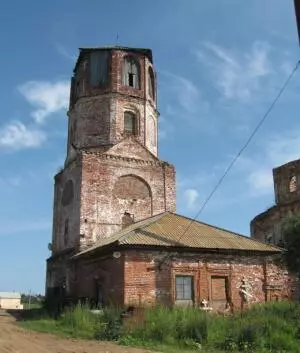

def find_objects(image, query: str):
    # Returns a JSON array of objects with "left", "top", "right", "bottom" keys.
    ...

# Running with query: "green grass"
[
  {"left": 22, "top": 302, "right": 43, "bottom": 310},
  {"left": 19, "top": 301, "right": 300, "bottom": 352}
]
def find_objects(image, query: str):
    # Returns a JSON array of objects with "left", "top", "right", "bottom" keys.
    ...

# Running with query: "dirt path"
[{"left": 0, "top": 311, "right": 155, "bottom": 353}]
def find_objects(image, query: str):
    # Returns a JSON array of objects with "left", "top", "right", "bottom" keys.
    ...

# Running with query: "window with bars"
[
  {"left": 175, "top": 275, "right": 193, "bottom": 301},
  {"left": 124, "top": 111, "right": 136, "bottom": 134},
  {"left": 123, "top": 56, "right": 140, "bottom": 89}
]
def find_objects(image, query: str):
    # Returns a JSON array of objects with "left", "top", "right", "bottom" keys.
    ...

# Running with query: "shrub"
[
  {"left": 97, "top": 307, "right": 123, "bottom": 341},
  {"left": 59, "top": 304, "right": 97, "bottom": 338}
]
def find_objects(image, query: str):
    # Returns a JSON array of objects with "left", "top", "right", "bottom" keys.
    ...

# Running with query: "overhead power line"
[{"left": 177, "top": 60, "right": 300, "bottom": 244}]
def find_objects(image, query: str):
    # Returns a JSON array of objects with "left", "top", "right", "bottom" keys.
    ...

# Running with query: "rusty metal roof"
[{"left": 74, "top": 212, "right": 282, "bottom": 258}]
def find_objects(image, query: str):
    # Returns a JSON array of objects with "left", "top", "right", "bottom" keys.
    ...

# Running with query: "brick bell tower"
[{"left": 49, "top": 46, "right": 176, "bottom": 264}]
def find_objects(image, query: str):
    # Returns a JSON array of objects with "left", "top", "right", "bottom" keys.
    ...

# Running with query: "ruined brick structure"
[
  {"left": 46, "top": 46, "right": 294, "bottom": 310},
  {"left": 251, "top": 159, "right": 300, "bottom": 245}
]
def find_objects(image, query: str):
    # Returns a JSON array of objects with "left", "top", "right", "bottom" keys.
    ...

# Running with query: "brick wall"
[
  {"left": 47, "top": 47, "right": 175, "bottom": 294},
  {"left": 52, "top": 158, "right": 82, "bottom": 253},
  {"left": 273, "top": 159, "right": 300, "bottom": 205},
  {"left": 122, "top": 250, "right": 295, "bottom": 309},
  {"left": 72, "top": 254, "right": 124, "bottom": 306},
  {"left": 79, "top": 151, "right": 176, "bottom": 248},
  {"left": 66, "top": 48, "right": 158, "bottom": 160},
  {"left": 251, "top": 159, "right": 300, "bottom": 244}
]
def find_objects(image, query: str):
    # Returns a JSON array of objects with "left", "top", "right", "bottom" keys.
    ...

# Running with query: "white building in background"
[{"left": 0, "top": 292, "right": 23, "bottom": 310}]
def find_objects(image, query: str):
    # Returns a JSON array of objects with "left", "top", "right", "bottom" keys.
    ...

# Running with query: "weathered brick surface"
[
  {"left": 71, "top": 255, "right": 124, "bottom": 306},
  {"left": 47, "top": 47, "right": 175, "bottom": 293},
  {"left": 123, "top": 250, "right": 296, "bottom": 309},
  {"left": 66, "top": 49, "right": 158, "bottom": 164},
  {"left": 51, "top": 158, "right": 82, "bottom": 252},
  {"left": 251, "top": 159, "right": 300, "bottom": 244},
  {"left": 79, "top": 151, "right": 175, "bottom": 248},
  {"left": 67, "top": 249, "right": 296, "bottom": 310}
]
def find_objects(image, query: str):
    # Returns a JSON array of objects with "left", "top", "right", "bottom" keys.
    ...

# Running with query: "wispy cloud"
[
  {"left": 54, "top": 42, "right": 76, "bottom": 62},
  {"left": 0, "top": 219, "right": 51, "bottom": 236},
  {"left": 160, "top": 71, "right": 210, "bottom": 116},
  {"left": 18, "top": 80, "right": 70, "bottom": 124},
  {"left": 0, "top": 121, "right": 46, "bottom": 151},
  {"left": 183, "top": 189, "right": 200, "bottom": 209},
  {"left": 0, "top": 176, "right": 22, "bottom": 188},
  {"left": 236, "top": 129, "right": 300, "bottom": 196},
  {"left": 158, "top": 115, "right": 175, "bottom": 140},
  {"left": 176, "top": 171, "right": 217, "bottom": 214},
  {"left": 195, "top": 41, "right": 272, "bottom": 102}
]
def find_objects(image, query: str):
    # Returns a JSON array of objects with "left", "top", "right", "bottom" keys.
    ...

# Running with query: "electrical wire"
[{"left": 176, "top": 60, "right": 300, "bottom": 244}]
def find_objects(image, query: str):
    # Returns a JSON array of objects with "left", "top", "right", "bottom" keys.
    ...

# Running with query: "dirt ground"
[{"left": 0, "top": 310, "right": 155, "bottom": 353}]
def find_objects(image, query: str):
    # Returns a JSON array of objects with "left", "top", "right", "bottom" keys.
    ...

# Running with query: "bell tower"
[
  {"left": 66, "top": 47, "right": 158, "bottom": 165},
  {"left": 49, "top": 46, "right": 176, "bottom": 258}
]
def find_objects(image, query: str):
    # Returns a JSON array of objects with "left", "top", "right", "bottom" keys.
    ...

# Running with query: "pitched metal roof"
[
  {"left": 74, "top": 212, "right": 282, "bottom": 258},
  {"left": 0, "top": 292, "right": 21, "bottom": 299}
]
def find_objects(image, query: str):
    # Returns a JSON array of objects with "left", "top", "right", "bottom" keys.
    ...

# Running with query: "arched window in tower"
[
  {"left": 124, "top": 111, "right": 137, "bottom": 135},
  {"left": 289, "top": 175, "right": 297, "bottom": 192},
  {"left": 148, "top": 67, "right": 155, "bottom": 99},
  {"left": 123, "top": 56, "right": 140, "bottom": 88}
]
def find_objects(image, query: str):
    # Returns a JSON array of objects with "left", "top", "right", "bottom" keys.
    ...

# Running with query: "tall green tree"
[{"left": 282, "top": 214, "right": 300, "bottom": 276}]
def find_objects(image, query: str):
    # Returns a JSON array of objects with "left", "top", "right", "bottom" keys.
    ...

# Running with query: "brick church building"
[{"left": 46, "top": 46, "right": 294, "bottom": 310}]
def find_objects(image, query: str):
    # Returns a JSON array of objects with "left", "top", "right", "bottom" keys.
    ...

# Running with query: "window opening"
[
  {"left": 124, "top": 111, "right": 136, "bottom": 134},
  {"left": 175, "top": 275, "right": 193, "bottom": 301},
  {"left": 289, "top": 175, "right": 297, "bottom": 193}
]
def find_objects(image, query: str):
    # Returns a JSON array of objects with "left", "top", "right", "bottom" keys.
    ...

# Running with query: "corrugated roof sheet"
[
  {"left": 0, "top": 292, "right": 21, "bottom": 299},
  {"left": 74, "top": 212, "right": 281, "bottom": 258}
]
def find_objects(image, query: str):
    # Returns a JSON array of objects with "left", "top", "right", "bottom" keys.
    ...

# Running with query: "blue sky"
[{"left": 1, "top": 0, "right": 300, "bottom": 294}]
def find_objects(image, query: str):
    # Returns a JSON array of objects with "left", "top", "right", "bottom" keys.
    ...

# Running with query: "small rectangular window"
[{"left": 175, "top": 275, "right": 193, "bottom": 300}]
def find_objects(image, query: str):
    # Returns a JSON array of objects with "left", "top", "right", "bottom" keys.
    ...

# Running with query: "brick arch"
[
  {"left": 113, "top": 174, "right": 152, "bottom": 199},
  {"left": 113, "top": 174, "right": 153, "bottom": 222}
]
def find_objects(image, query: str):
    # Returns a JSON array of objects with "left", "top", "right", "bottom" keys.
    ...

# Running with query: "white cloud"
[
  {"left": 0, "top": 121, "right": 46, "bottom": 150},
  {"left": 18, "top": 80, "right": 70, "bottom": 124},
  {"left": 161, "top": 71, "right": 210, "bottom": 116},
  {"left": 237, "top": 130, "right": 300, "bottom": 196},
  {"left": 246, "top": 169, "right": 273, "bottom": 194},
  {"left": 184, "top": 188, "right": 200, "bottom": 209},
  {"left": 195, "top": 41, "right": 272, "bottom": 102}
]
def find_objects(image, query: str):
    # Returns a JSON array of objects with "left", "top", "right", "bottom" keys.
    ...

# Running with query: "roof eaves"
[{"left": 72, "top": 212, "right": 169, "bottom": 258}]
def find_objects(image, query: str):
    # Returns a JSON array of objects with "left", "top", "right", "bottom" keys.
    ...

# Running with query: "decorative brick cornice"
[{"left": 82, "top": 149, "right": 173, "bottom": 167}]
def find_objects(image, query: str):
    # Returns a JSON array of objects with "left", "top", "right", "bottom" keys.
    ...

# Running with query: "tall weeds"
[{"left": 21, "top": 301, "right": 300, "bottom": 352}]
